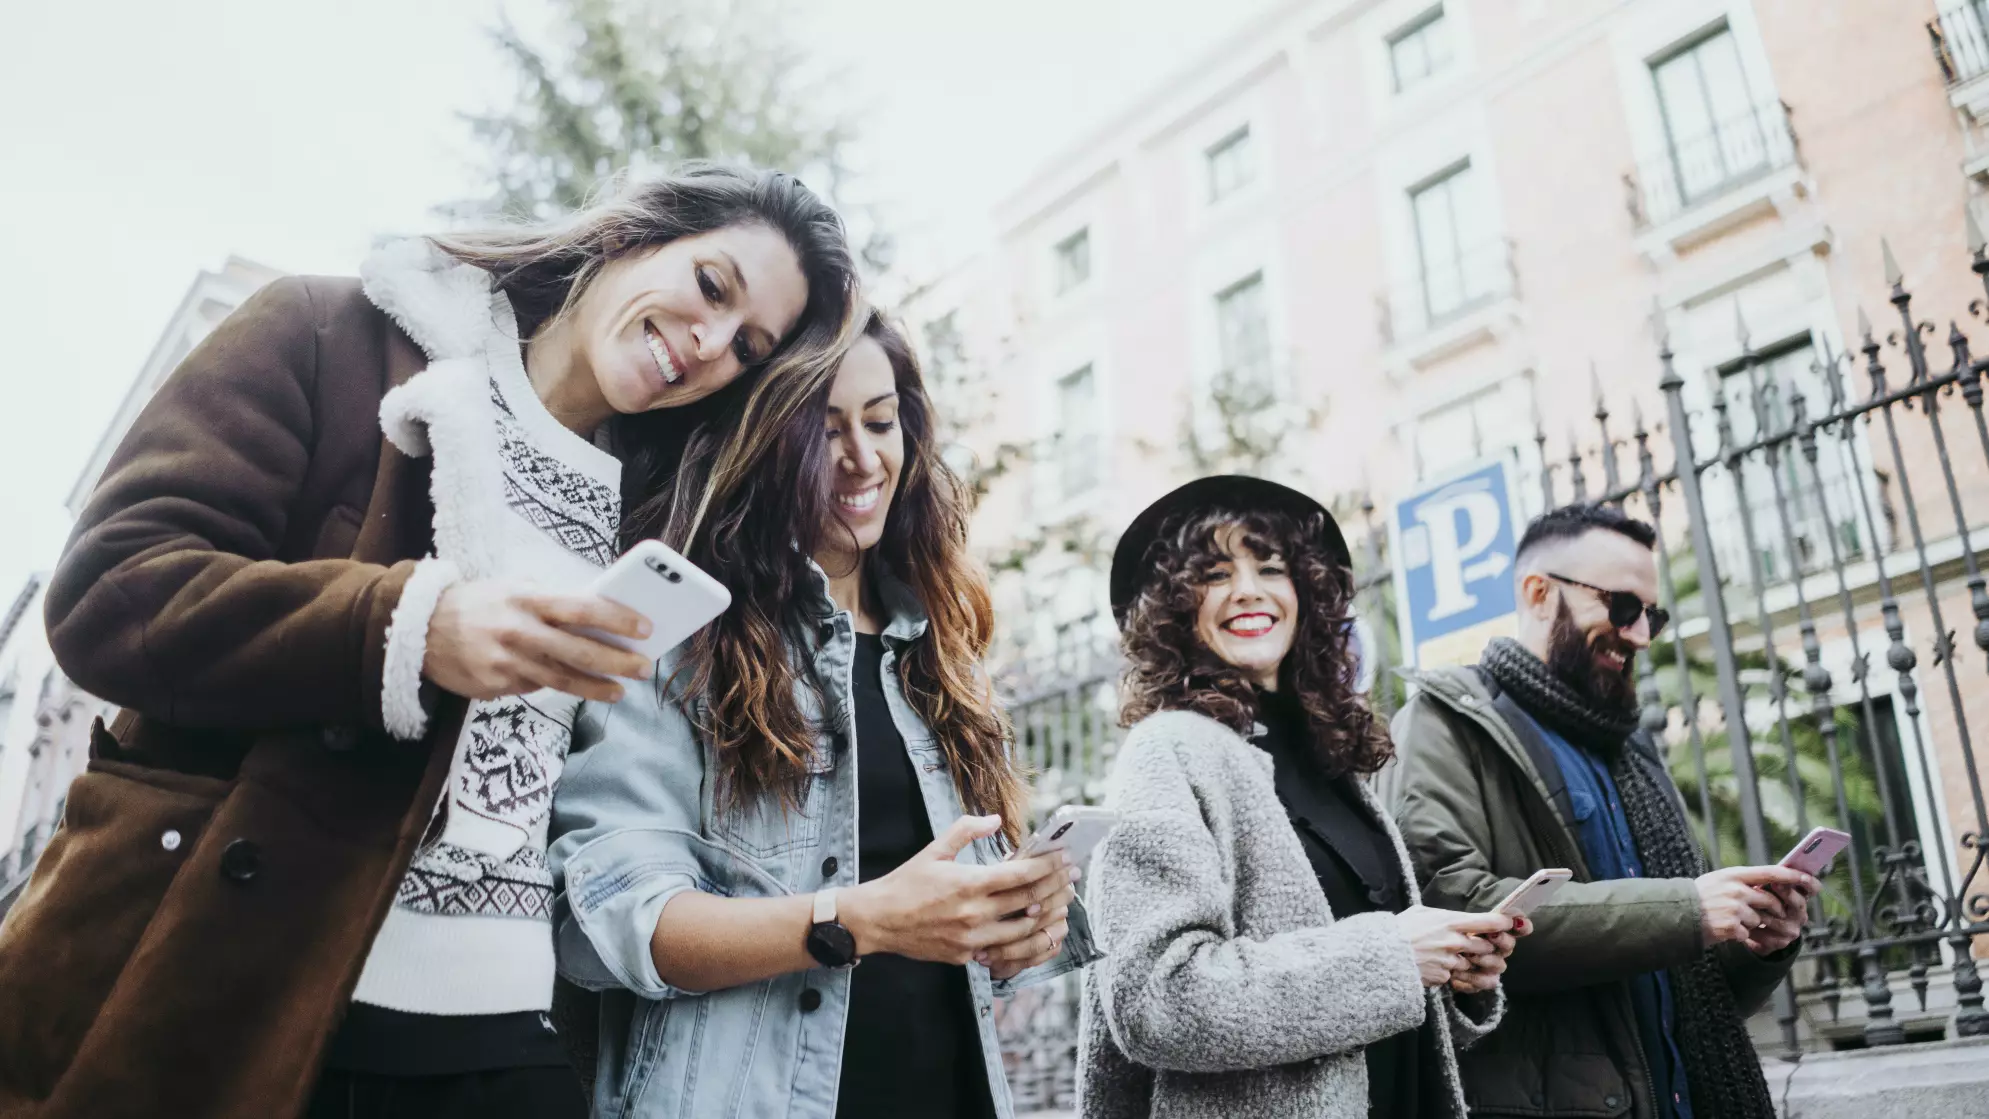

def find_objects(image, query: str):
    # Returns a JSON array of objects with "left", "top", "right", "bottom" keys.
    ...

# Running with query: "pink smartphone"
[
  {"left": 1493, "top": 868, "right": 1573, "bottom": 918},
  {"left": 1779, "top": 827, "right": 1851, "bottom": 876}
]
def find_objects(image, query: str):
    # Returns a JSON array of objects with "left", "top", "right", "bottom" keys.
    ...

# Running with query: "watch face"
[{"left": 806, "top": 921, "right": 858, "bottom": 968}]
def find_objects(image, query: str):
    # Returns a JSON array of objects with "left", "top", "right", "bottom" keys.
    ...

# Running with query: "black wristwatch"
[{"left": 805, "top": 888, "right": 860, "bottom": 969}]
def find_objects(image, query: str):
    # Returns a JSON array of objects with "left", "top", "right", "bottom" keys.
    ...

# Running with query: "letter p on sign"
[{"left": 1389, "top": 459, "right": 1522, "bottom": 668}]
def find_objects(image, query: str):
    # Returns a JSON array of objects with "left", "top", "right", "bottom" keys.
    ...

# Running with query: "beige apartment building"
[{"left": 912, "top": 0, "right": 1989, "bottom": 1054}]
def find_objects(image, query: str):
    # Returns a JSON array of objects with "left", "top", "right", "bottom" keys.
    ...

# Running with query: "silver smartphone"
[
  {"left": 1010, "top": 805, "right": 1120, "bottom": 864},
  {"left": 578, "top": 540, "right": 732, "bottom": 664}
]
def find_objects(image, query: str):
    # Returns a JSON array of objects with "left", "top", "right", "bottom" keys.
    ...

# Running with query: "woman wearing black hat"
[{"left": 1077, "top": 476, "right": 1525, "bottom": 1119}]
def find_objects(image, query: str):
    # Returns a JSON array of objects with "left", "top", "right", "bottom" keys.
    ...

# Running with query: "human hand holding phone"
[
  {"left": 975, "top": 807, "right": 1114, "bottom": 978},
  {"left": 838, "top": 815, "right": 1076, "bottom": 971},
  {"left": 1734, "top": 828, "right": 1844, "bottom": 955},
  {"left": 1438, "top": 870, "right": 1559, "bottom": 993},
  {"left": 424, "top": 580, "right": 653, "bottom": 703},
  {"left": 1394, "top": 907, "right": 1520, "bottom": 990},
  {"left": 1695, "top": 865, "right": 1818, "bottom": 951}
]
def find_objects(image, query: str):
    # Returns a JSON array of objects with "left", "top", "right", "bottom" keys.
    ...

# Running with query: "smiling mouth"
[
  {"left": 1221, "top": 613, "right": 1277, "bottom": 637},
  {"left": 1597, "top": 647, "right": 1628, "bottom": 671},
  {"left": 835, "top": 483, "right": 883, "bottom": 514},
  {"left": 643, "top": 321, "right": 683, "bottom": 385}
]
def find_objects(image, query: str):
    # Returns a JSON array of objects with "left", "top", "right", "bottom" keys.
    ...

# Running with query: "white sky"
[{"left": 0, "top": 0, "right": 1283, "bottom": 602}]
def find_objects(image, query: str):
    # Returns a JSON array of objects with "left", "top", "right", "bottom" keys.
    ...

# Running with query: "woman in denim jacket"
[{"left": 551, "top": 311, "right": 1098, "bottom": 1119}]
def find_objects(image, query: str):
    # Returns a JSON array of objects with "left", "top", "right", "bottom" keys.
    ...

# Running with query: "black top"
[
  {"left": 321, "top": 1003, "right": 569, "bottom": 1076},
  {"left": 836, "top": 634, "right": 993, "bottom": 1119},
  {"left": 1253, "top": 688, "right": 1433, "bottom": 1119}
]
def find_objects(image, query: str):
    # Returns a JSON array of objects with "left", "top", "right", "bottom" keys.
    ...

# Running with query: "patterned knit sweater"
[{"left": 349, "top": 237, "right": 622, "bottom": 1016}]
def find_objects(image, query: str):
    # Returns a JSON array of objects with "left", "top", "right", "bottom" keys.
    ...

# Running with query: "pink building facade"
[{"left": 912, "top": 0, "right": 1989, "bottom": 1047}]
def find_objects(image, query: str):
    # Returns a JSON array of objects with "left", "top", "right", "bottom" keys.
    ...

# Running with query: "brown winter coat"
[{"left": 0, "top": 276, "right": 464, "bottom": 1119}]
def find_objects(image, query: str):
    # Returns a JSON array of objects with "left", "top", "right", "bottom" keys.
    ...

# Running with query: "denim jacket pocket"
[{"left": 712, "top": 797, "right": 822, "bottom": 861}]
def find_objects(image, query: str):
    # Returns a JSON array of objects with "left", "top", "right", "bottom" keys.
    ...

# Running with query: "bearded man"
[{"left": 1388, "top": 503, "right": 1817, "bottom": 1119}]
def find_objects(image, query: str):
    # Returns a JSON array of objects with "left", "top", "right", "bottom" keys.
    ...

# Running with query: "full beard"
[{"left": 1545, "top": 600, "right": 1639, "bottom": 713}]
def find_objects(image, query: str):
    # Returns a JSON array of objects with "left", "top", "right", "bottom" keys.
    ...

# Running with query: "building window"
[
  {"left": 1053, "top": 228, "right": 1092, "bottom": 295},
  {"left": 1708, "top": 337, "right": 1871, "bottom": 585},
  {"left": 1205, "top": 126, "right": 1255, "bottom": 202},
  {"left": 1409, "top": 387, "right": 1522, "bottom": 480},
  {"left": 1649, "top": 25, "right": 1786, "bottom": 212},
  {"left": 1409, "top": 161, "right": 1487, "bottom": 323},
  {"left": 1388, "top": 7, "right": 1453, "bottom": 94},
  {"left": 1055, "top": 364, "right": 1101, "bottom": 500},
  {"left": 1214, "top": 272, "right": 1273, "bottom": 394}
]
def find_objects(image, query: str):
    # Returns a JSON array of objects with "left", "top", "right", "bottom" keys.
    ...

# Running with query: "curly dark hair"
[{"left": 1118, "top": 505, "right": 1392, "bottom": 777}]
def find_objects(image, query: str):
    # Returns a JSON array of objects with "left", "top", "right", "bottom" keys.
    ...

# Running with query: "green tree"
[{"left": 456, "top": 0, "right": 888, "bottom": 268}]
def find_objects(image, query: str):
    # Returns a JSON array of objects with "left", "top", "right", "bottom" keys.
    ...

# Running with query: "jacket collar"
[
  {"left": 1400, "top": 664, "right": 1592, "bottom": 873},
  {"left": 1399, "top": 665, "right": 1535, "bottom": 774},
  {"left": 1179, "top": 706, "right": 1422, "bottom": 911},
  {"left": 799, "top": 556, "right": 930, "bottom": 647},
  {"left": 358, "top": 237, "right": 623, "bottom": 582},
  {"left": 359, "top": 236, "right": 516, "bottom": 363}
]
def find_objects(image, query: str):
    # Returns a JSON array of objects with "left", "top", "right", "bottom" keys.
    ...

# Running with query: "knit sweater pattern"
[{"left": 349, "top": 238, "right": 623, "bottom": 1016}]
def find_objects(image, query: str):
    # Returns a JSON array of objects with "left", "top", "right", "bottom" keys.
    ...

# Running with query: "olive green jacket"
[{"left": 1384, "top": 666, "right": 1795, "bottom": 1119}]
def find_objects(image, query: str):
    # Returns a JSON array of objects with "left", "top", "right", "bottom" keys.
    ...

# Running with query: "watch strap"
[{"left": 813, "top": 888, "right": 838, "bottom": 925}]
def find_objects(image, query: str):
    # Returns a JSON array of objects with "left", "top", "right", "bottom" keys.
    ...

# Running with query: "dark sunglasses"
[{"left": 1545, "top": 573, "right": 1670, "bottom": 638}]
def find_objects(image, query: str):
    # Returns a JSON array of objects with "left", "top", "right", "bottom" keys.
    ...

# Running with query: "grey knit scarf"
[{"left": 1481, "top": 637, "right": 1777, "bottom": 1119}]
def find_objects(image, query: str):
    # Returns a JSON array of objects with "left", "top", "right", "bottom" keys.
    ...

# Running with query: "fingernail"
[
  {"left": 1062, "top": 852, "right": 1075, "bottom": 866},
  {"left": 636, "top": 619, "right": 653, "bottom": 637},
  {"left": 974, "top": 952, "right": 988, "bottom": 965},
  {"left": 1070, "top": 867, "right": 1082, "bottom": 882},
  {"left": 609, "top": 686, "right": 625, "bottom": 702},
  {"left": 1027, "top": 904, "right": 1041, "bottom": 917}
]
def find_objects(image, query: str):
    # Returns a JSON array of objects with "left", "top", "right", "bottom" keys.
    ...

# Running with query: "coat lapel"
[{"left": 361, "top": 238, "right": 517, "bottom": 580}]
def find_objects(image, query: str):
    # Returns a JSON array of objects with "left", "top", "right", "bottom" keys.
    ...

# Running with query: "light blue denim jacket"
[{"left": 549, "top": 566, "right": 1100, "bottom": 1119}]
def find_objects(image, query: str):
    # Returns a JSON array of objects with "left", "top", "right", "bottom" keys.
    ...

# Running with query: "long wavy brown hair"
[
  {"left": 1118, "top": 506, "right": 1392, "bottom": 778},
  {"left": 657, "top": 309, "right": 1026, "bottom": 844},
  {"left": 431, "top": 162, "right": 859, "bottom": 546}
]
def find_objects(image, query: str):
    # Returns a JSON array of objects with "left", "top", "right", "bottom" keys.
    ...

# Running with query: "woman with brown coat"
[{"left": 0, "top": 164, "right": 857, "bottom": 1119}]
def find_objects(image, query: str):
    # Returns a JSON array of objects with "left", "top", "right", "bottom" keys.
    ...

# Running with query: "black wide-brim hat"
[{"left": 1109, "top": 475, "right": 1351, "bottom": 627}]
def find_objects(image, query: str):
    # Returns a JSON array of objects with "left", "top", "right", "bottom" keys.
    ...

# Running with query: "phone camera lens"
[
  {"left": 1051, "top": 823, "right": 1072, "bottom": 841},
  {"left": 666, "top": 570, "right": 683, "bottom": 583},
  {"left": 645, "top": 557, "right": 663, "bottom": 572}
]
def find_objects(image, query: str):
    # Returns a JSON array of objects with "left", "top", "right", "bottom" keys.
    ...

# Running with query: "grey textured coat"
[{"left": 1079, "top": 709, "right": 1501, "bottom": 1119}]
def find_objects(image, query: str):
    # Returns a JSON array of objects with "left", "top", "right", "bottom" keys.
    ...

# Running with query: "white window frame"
[
  {"left": 1386, "top": 6, "right": 1453, "bottom": 95},
  {"left": 1052, "top": 362, "right": 1103, "bottom": 504},
  {"left": 1372, "top": 108, "right": 1509, "bottom": 355},
  {"left": 1205, "top": 125, "right": 1255, "bottom": 203},
  {"left": 1608, "top": 1, "right": 1785, "bottom": 230},
  {"left": 1051, "top": 227, "right": 1092, "bottom": 297},
  {"left": 1213, "top": 270, "right": 1274, "bottom": 393}
]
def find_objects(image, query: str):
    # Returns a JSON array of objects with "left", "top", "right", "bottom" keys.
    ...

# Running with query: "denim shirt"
[
  {"left": 1528, "top": 716, "right": 1695, "bottom": 1119},
  {"left": 549, "top": 565, "right": 1101, "bottom": 1119}
]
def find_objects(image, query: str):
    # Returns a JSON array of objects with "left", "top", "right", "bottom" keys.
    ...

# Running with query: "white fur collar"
[
  {"left": 360, "top": 235, "right": 514, "bottom": 364},
  {"left": 362, "top": 236, "right": 515, "bottom": 579}
]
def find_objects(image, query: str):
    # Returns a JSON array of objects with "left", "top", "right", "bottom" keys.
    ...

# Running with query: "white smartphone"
[
  {"left": 1780, "top": 826, "right": 1852, "bottom": 876},
  {"left": 1010, "top": 805, "right": 1120, "bottom": 864},
  {"left": 579, "top": 540, "right": 733, "bottom": 663},
  {"left": 1493, "top": 868, "right": 1574, "bottom": 918}
]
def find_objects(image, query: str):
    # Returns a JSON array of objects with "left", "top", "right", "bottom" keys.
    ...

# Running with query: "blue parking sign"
[{"left": 1390, "top": 459, "right": 1523, "bottom": 668}]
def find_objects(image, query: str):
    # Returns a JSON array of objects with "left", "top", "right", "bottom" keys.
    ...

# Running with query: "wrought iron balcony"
[
  {"left": 1627, "top": 101, "right": 1799, "bottom": 229},
  {"left": 1929, "top": 1, "right": 1989, "bottom": 86},
  {"left": 1377, "top": 238, "right": 1518, "bottom": 347}
]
